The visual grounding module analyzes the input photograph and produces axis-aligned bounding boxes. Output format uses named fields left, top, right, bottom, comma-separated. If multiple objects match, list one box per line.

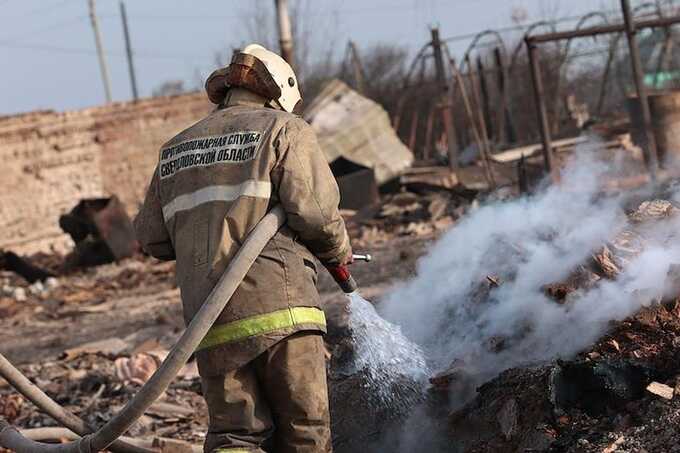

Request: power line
left=4, top=0, right=72, bottom=19
left=97, top=12, right=236, bottom=21
left=95, top=3, right=446, bottom=22
left=0, top=41, right=212, bottom=61
left=0, top=15, right=88, bottom=43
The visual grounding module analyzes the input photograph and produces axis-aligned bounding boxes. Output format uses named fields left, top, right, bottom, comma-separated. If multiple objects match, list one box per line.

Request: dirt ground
left=446, top=301, right=680, bottom=453
left=0, top=234, right=431, bottom=363
left=4, top=159, right=680, bottom=452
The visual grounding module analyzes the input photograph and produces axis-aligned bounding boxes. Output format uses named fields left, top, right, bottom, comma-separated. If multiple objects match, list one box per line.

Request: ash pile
left=433, top=197, right=680, bottom=452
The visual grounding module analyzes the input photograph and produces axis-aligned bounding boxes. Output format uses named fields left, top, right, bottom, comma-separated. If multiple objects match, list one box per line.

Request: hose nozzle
left=326, top=264, right=358, bottom=294
left=352, top=253, right=372, bottom=262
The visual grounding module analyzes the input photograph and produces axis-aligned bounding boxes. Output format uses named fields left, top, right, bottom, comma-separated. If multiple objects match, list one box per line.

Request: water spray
left=326, top=251, right=430, bottom=415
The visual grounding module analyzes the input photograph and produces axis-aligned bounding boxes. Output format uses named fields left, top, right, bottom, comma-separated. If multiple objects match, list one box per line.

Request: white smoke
left=379, top=139, right=680, bottom=404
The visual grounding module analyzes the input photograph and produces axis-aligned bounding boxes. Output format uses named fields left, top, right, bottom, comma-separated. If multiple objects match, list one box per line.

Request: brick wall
left=0, top=93, right=211, bottom=254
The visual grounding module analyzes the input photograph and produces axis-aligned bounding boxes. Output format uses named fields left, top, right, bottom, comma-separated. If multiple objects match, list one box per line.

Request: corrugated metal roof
left=304, top=79, right=413, bottom=184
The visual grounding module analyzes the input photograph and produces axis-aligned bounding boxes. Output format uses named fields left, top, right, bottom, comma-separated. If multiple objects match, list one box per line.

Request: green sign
left=644, top=71, right=680, bottom=89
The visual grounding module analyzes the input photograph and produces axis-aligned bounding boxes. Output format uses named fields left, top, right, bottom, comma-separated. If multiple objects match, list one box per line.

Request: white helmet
left=205, top=44, right=302, bottom=112
left=241, top=44, right=301, bottom=113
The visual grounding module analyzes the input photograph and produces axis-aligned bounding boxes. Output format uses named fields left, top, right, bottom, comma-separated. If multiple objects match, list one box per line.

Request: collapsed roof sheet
left=304, top=79, right=413, bottom=184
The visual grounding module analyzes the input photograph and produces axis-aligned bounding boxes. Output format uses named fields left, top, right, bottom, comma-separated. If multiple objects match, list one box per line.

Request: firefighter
left=133, top=44, right=351, bottom=453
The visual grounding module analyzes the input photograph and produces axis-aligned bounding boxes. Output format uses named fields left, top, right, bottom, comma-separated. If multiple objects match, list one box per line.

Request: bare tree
left=234, top=0, right=340, bottom=83
left=152, top=80, right=188, bottom=97
left=240, top=0, right=276, bottom=51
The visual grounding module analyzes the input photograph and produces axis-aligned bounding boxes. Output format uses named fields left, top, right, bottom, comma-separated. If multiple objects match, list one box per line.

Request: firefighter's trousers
left=200, top=332, right=332, bottom=453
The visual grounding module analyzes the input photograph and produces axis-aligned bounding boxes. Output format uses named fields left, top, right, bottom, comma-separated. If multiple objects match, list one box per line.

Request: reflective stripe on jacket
left=196, top=306, right=326, bottom=351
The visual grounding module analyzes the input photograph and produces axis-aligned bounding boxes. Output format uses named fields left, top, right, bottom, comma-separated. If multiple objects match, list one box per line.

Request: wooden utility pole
left=274, top=0, right=295, bottom=67
left=119, top=1, right=138, bottom=101
left=349, top=41, right=366, bottom=94
left=430, top=27, right=458, bottom=170
left=88, top=0, right=112, bottom=103
left=621, top=0, right=659, bottom=179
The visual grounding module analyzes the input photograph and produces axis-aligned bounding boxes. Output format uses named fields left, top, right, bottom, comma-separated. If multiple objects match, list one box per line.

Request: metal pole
left=493, top=47, right=516, bottom=145
left=431, top=27, right=459, bottom=170
left=450, top=57, right=496, bottom=188
left=530, top=14, right=680, bottom=43
left=597, top=34, right=622, bottom=116
left=408, top=108, right=420, bottom=152
left=466, top=53, right=497, bottom=187
left=393, top=97, right=406, bottom=130
left=424, top=105, right=436, bottom=160
left=517, top=154, right=529, bottom=194
left=274, top=0, right=295, bottom=67
left=88, top=0, right=112, bottom=103
left=525, top=38, right=555, bottom=179
left=476, top=56, right=494, bottom=140
left=464, top=54, right=481, bottom=127
left=621, top=0, right=658, bottom=178
left=119, top=1, right=138, bottom=101
left=349, top=41, right=366, bottom=94
left=467, top=55, right=492, bottom=153
left=653, top=28, right=673, bottom=88
left=493, top=48, right=507, bottom=144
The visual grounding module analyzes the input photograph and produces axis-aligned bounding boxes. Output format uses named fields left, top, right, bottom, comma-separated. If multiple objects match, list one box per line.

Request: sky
left=0, top=0, right=630, bottom=115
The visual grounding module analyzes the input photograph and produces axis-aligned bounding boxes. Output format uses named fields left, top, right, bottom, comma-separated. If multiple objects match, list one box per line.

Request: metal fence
left=393, top=0, right=680, bottom=175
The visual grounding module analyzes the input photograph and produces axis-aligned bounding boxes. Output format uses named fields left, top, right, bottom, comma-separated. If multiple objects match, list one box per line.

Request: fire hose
left=0, top=206, right=288, bottom=452
left=0, top=206, right=366, bottom=452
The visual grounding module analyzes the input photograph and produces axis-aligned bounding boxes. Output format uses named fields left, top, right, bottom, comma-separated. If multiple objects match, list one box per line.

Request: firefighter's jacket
left=134, top=88, right=351, bottom=374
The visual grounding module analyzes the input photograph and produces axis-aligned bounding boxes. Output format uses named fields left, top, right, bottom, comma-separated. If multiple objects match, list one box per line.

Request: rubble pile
left=347, top=187, right=478, bottom=247
left=443, top=199, right=680, bottom=452
left=446, top=297, right=680, bottom=453
left=0, top=229, right=431, bottom=451
left=0, top=353, right=205, bottom=446
left=0, top=253, right=176, bottom=331
left=4, top=183, right=680, bottom=451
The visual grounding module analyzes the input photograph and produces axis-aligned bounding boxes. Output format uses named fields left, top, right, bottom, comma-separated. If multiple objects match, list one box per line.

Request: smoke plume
left=380, top=139, right=680, bottom=405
